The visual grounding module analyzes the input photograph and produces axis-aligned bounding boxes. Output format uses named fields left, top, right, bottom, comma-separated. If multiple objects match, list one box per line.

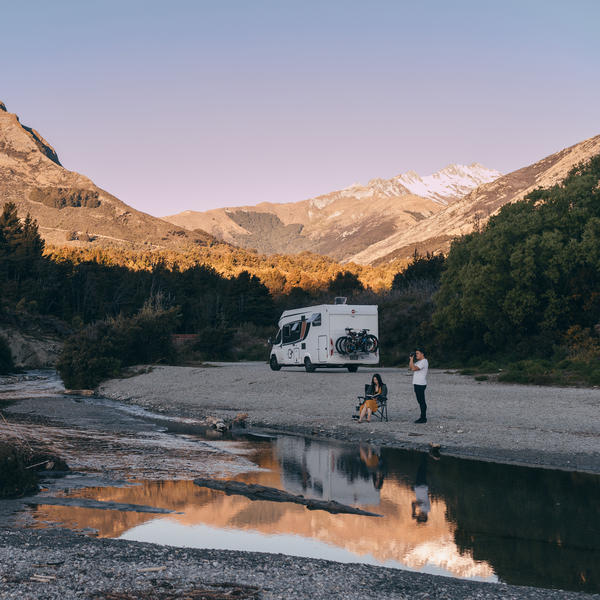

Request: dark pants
left=414, top=384, right=427, bottom=418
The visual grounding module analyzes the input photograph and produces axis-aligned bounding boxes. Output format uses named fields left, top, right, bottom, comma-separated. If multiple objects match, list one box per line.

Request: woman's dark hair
left=372, top=373, right=383, bottom=387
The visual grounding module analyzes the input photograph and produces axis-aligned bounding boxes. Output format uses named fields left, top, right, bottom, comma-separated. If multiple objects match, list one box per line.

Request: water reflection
left=29, top=434, right=600, bottom=593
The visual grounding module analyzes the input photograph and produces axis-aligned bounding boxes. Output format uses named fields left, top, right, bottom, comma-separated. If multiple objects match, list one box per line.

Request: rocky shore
left=1, top=527, right=597, bottom=600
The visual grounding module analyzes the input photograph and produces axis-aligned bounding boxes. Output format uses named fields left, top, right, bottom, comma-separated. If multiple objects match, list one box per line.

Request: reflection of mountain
left=35, top=477, right=493, bottom=578
left=33, top=440, right=493, bottom=580
left=31, top=440, right=600, bottom=592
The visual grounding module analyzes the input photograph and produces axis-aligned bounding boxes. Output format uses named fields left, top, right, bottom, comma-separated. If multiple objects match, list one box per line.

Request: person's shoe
left=414, top=417, right=427, bottom=424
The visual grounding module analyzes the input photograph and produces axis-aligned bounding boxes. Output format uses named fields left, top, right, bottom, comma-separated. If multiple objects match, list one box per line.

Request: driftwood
left=193, top=478, right=382, bottom=517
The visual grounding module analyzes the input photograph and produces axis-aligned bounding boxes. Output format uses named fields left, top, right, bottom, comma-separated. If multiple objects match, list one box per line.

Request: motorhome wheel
left=304, top=357, right=316, bottom=373
left=269, top=355, right=281, bottom=371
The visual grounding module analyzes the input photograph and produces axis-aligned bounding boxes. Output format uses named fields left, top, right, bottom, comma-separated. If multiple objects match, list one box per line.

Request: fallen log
left=193, top=478, right=382, bottom=517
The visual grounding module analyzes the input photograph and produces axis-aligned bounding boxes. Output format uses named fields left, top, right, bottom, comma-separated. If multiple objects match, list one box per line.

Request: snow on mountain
left=319, top=163, right=501, bottom=208
left=393, top=163, right=502, bottom=205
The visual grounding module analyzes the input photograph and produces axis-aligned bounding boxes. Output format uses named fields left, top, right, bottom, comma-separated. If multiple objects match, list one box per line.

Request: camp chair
left=355, top=383, right=388, bottom=422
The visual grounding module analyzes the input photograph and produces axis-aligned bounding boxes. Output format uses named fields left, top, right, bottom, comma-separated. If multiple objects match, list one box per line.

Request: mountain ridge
left=350, top=134, right=600, bottom=265
left=164, top=163, right=500, bottom=261
left=0, top=102, right=214, bottom=250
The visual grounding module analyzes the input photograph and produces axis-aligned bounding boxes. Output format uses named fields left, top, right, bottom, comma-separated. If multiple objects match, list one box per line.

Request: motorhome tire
left=304, top=357, right=316, bottom=373
left=269, top=355, right=281, bottom=371
left=347, top=365, right=358, bottom=373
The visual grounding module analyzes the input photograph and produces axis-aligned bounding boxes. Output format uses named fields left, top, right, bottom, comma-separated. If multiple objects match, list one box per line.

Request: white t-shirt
left=414, top=484, right=431, bottom=514
left=413, top=358, right=428, bottom=385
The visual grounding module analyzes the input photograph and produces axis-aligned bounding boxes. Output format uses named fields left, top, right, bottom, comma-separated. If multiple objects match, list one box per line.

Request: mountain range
left=165, top=136, right=600, bottom=264
left=1, top=100, right=599, bottom=266
left=163, top=164, right=501, bottom=262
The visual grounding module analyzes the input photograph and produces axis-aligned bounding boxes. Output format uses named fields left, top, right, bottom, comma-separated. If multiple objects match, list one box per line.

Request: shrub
left=0, top=334, right=14, bottom=374
left=57, top=301, right=179, bottom=389
left=0, top=442, right=38, bottom=498
left=30, top=187, right=101, bottom=209
left=192, top=327, right=234, bottom=361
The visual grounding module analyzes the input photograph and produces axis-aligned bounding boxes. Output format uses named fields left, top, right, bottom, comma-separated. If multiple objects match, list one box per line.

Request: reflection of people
left=357, top=374, right=384, bottom=423
left=409, top=348, right=429, bottom=424
left=359, top=443, right=386, bottom=490
left=411, top=455, right=430, bottom=523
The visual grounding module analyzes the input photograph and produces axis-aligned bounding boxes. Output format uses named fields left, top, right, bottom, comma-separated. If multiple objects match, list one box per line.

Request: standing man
left=409, top=348, right=428, bottom=424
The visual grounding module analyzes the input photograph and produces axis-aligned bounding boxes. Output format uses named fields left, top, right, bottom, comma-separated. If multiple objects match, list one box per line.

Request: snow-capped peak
left=307, top=163, right=501, bottom=210
left=393, top=163, right=502, bottom=205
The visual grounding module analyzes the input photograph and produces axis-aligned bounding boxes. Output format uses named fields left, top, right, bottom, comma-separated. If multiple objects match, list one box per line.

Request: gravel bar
left=99, top=362, right=600, bottom=474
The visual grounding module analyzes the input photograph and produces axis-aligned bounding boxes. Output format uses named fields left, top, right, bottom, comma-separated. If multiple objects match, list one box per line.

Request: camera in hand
left=410, top=351, right=416, bottom=359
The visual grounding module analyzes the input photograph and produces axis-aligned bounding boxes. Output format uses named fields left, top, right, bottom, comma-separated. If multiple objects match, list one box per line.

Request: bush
left=231, top=323, right=271, bottom=361
left=30, top=187, right=101, bottom=209
left=192, top=327, right=234, bottom=361
left=57, top=301, right=179, bottom=389
left=0, top=334, right=14, bottom=374
left=0, top=442, right=38, bottom=498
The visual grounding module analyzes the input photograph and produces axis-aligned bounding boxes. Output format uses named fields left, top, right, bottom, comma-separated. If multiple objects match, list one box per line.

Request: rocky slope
left=163, top=164, right=500, bottom=262
left=0, top=101, right=213, bottom=250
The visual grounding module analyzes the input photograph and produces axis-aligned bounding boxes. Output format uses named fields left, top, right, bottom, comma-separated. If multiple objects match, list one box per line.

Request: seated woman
left=357, top=373, right=385, bottom=423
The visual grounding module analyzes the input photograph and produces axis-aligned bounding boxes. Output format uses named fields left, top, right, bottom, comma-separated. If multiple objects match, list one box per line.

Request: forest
left=1, top=154, right=600, bottom=386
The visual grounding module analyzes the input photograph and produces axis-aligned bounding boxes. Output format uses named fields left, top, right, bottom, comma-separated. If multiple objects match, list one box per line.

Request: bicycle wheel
left=366, top=334, right=379, bottom=352
left=335, top=336, right=347, bottom=355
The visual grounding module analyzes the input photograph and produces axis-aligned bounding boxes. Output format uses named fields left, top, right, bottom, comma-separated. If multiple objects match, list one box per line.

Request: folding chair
left=355, top=383, right=388, bottom=422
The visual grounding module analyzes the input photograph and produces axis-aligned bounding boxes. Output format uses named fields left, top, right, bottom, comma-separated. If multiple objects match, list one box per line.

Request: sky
left=2, top=0, right=599, bottom=217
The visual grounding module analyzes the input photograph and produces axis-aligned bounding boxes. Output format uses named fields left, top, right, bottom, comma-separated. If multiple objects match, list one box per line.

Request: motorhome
left=269, top=302, right=379, bottom=372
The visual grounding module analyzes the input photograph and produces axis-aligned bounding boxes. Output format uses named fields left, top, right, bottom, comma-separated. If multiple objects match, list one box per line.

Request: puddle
left=5, top=371, right=600, bottom=593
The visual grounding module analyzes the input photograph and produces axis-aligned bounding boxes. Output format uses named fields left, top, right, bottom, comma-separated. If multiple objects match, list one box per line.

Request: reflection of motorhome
left=275, top=437, right=381, bottom=507
left=269, top=303, right=379, bottom=372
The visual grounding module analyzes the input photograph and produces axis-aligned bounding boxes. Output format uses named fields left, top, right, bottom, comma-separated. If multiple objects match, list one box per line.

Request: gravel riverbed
left=99, top=362, right=600, bottom=474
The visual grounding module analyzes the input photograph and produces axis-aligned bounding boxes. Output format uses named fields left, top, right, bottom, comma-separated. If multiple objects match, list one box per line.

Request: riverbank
left=99, top=362, right=600, bottom=474
left=2, top=367, right=599, bottom=600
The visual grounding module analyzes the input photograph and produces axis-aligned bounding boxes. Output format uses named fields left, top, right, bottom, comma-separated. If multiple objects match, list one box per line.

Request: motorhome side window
left=308, top=313, right=321, bottom=326
left=282, top=321, right=302, bottom=344
left=273, top=329, right=281, bottom=344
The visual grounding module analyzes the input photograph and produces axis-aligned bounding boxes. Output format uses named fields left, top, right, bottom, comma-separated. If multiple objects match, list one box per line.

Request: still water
left=29, top=427, right=600, bottom=593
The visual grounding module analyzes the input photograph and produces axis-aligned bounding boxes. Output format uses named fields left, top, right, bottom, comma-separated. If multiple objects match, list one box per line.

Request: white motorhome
left=269, top=302, right=379, bottom=372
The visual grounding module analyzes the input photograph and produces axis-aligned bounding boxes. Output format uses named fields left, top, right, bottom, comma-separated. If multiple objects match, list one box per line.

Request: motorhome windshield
left=282, top=319, right=313, bottom=344
left=308, top=313, right=321, bottom=325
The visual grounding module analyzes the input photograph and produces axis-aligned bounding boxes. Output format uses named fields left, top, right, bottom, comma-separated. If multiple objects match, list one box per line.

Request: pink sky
left=2, top=1, right=599, bottom=216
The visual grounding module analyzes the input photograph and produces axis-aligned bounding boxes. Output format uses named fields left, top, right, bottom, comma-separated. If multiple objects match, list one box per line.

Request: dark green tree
left=433, top=154, right=600, bottom=359
left=328, top=270, right=364, bottom=297
left=392, top=252, right=446, bottom=290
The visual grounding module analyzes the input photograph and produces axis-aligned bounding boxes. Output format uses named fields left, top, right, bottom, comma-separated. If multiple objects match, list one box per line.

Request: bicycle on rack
left=335, top=328, right=379, bottom=355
